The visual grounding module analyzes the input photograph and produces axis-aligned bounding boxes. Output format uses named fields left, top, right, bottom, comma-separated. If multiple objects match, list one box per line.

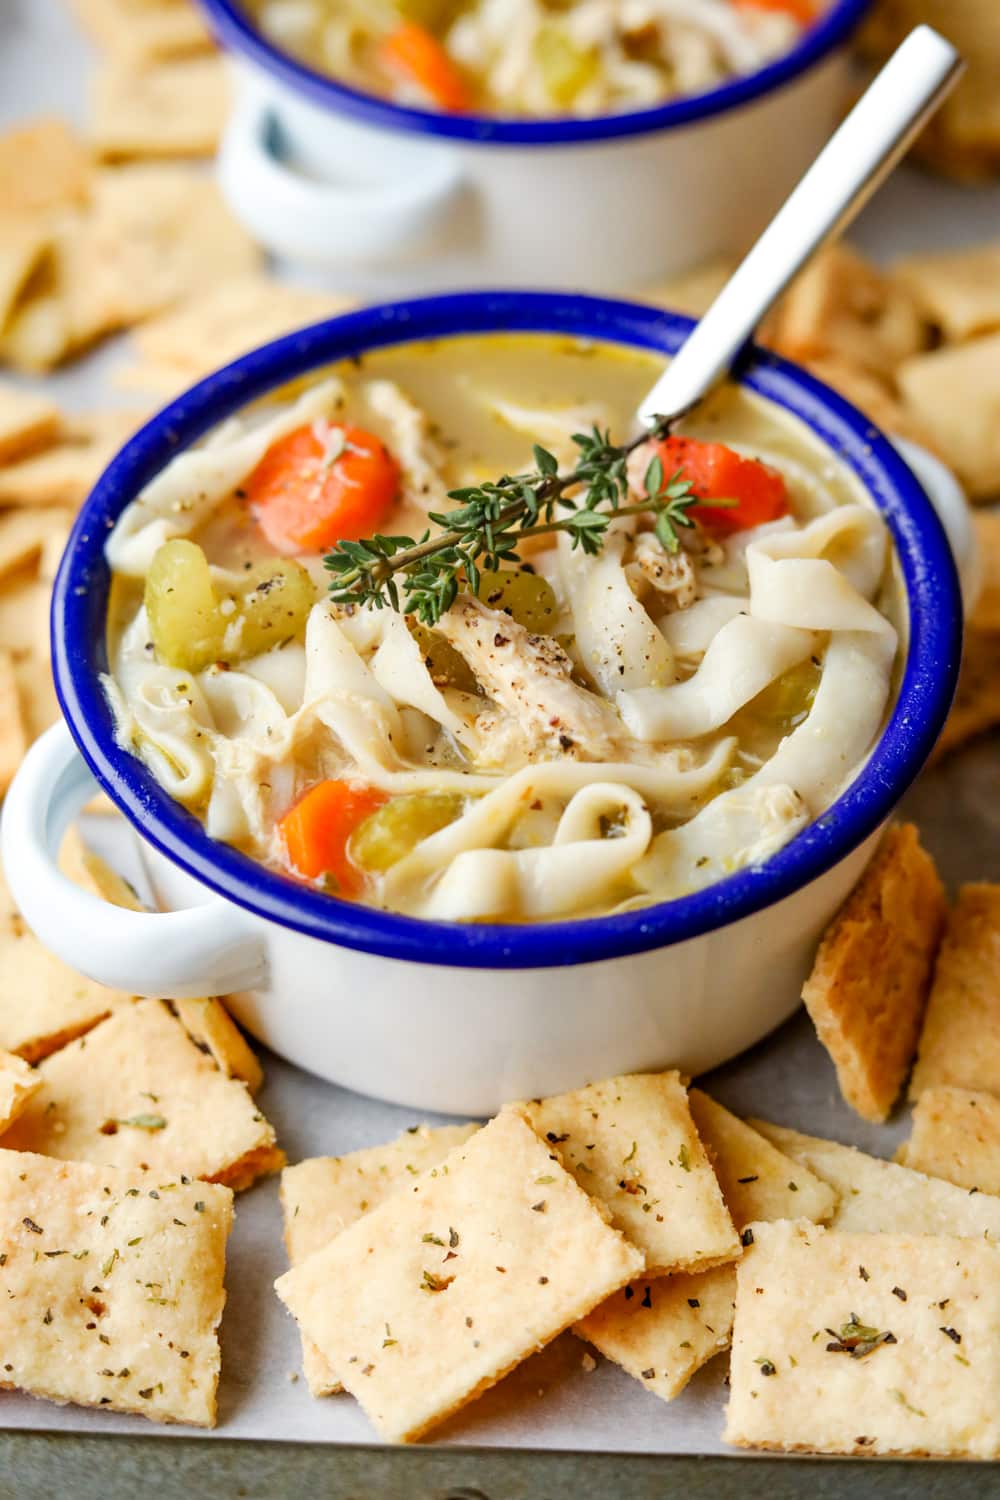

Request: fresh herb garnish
left=324, top=427, right=729, bottom=625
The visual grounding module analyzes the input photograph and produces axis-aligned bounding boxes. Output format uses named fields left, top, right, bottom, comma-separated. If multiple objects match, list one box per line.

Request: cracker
left=13, top=653, right=61, bottom=745
left=771, top=244, right=926, bottom=378
left=0, top=649, right=28, bottom=796
left=726, top=1219, right=1000, bottom=1457
left=0, top=410, right=142, bottom=507
left=802, top=356, right=931, bottom=446
left=68, top=0, right=214, bottom=63
left=89, top=57, right=228, bottom=160
left=801, top=824, right=946, bottom=1122
left=0, top=119, right=91, bottom=221
left=894, top=244, right=1000, bottom=343
left=909, top=883, right=1000, bottom=1099
left=971, top=511, right=1000, bottom=634
left=0, top=221, right=52, bottom=334
left=0, top=564, right=49, bottom=658
left=1, top=999, right=283, bottom=1190
left=275, top=1109, right=644, bottom=1443
left=0, top=1048, right=41, bottom=1133
left=577, top=1095, right=836, bottom=1402
left=0, top=857, right=129, bottom=1061
left=640, top=259, right=735, bottom=319
left=522, top=1072, right=739, bottom=1275
left=897, top=334, right=1000, bottom=502
left=749, top=1121, right=1000, bottom=1242
left=281, top=1123, right=479, bottom=1395
left=0, top=387, right=60, bottom=467
left=0, top=1148, right=232, bottom=1426
left=933, top=630, right=1000, bottom=759
left=127, top=275, right=354, bottom=386
left=896, top=1086, right=1000, bottom=1196
left=0, top=507, right=74, bottom=580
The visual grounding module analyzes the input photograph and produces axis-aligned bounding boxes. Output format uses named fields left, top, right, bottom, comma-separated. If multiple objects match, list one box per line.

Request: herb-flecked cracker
left=0, top=1048, right=40, bottom=1132
left=576, top=1095, right=836, bottom=1403
left=1, top=999, right=283, bottom=1190
left=522, top=1072, right=739, bottom=1275
left=909, top=883, right=1000, bottom=1099
left=725, top=1220, right=1000, bottom=1458
left=0, top=1148, right=232, bottom=1426
left=275, top=1109, right=644, bottom=1442
left=750, top=1121, right=1000, bottom=1242
left=801, top=823, right=946, bottom=1121
left=281, top=1123, right=479, bottom=1396
left=896, top=1086, right=1000, bottom=1196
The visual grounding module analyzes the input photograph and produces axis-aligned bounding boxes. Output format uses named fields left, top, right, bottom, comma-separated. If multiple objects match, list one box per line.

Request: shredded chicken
left=362, top=380, right=450, bottom=512
left=436, top=595, right=625, bottom=761
left=629, top=531, right=697, bottom=612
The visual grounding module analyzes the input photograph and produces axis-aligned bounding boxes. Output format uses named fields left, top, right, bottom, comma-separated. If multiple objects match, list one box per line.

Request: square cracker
left=801, top=823, right=946, bottom=1122
left=0, top=385, right=59, bottom=465
left=88, top=57, right=228, bottom=160
left=275, top=1109, right=644, bottom=1443
left=909, top=883, right=1000, bottom=1099
left=0, top=999, right=283, bottom=1191
left=897, top=334, right=1000, bottom=502
left=0, top=649, right=28, bottom=797
left=896, top=1086, right=1000, bottom=1197
left=750, top=1121, right=1000, bottom=1243
left=0, top=1049, right=41, bottom=1133
left=522, top=1073, right=739, bottom=1276
left=281, top=1123, right=479, bottom=1396
left=0, top=410, right=143, bottom=507
left=894, top=244, right=1000, bottom=343
left=0, top=859, right=129, bottom=1062
left=68, top=0, right=214, bottom=63
left=576, top=1096, right=835, bottom=1403
left=0, top=119, right=91, bottom=221
left=725, top=1220, right=1000, bottom=1458
left=0, top=1148, right=232, bottom=1427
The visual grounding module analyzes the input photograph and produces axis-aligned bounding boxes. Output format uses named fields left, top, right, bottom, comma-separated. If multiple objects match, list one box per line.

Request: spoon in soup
left=636, top=24, right=963, bottom=433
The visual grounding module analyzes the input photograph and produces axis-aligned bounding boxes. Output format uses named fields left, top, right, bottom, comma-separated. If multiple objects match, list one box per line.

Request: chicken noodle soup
left=103, top=334, right=901, bottom=923
left=248, top=0, right=826, bottom=119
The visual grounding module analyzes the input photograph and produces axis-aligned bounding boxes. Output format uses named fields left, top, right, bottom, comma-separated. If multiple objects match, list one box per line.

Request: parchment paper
left=3, top=0, right=999, bottom=1453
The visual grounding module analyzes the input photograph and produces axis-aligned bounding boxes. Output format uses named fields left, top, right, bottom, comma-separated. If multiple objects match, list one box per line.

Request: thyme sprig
left=324, top=419, right=726, bottom=626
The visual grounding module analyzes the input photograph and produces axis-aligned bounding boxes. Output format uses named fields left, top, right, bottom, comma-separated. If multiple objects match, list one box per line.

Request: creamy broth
left=246, top=0, right=824, bottom=119
left=104, top=333, right=901, bottom=923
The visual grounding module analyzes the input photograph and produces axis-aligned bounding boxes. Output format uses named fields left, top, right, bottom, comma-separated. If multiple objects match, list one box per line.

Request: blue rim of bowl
left=52, top=291, right=962, bottom=970
left=197, top=0, right=872, bottom=146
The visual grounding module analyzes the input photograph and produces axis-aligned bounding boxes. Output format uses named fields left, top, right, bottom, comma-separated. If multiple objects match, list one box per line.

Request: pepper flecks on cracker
left=522, top=1072, right=739, bottom=1276
left=725, top=1220, right=1000, bottom=1459
left=0, top=999, right=283, bottom=1190
left=750, top=1121, right=1000, bottom=1242
left=577, top=1096, right=834, bottom=1404
left=281, top=1124, right=479, bottom=1397
left=896, top=1086, right=1000, bottom=1196
left=909, top=883, right=1000, bottom=1100
left=800, top=823, right=946, bottom=1122
left=275, top=1109, right=644, bottom=1443
left=0, top=1149, right=232, bottom=1427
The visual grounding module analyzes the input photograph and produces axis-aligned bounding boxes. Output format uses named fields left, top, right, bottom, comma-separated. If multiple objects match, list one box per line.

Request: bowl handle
left=2, top=722, right=268, bottom=999
left=894, top=438, right=981, bottom=618
left=216, top=84, right=464, bottom=267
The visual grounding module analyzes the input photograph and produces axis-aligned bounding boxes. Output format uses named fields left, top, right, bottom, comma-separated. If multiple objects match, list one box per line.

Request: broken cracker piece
left=726, top=1220, right=1000, bottom=1458
left=0, top=1148, right=232, bottom=1426
left=909, top=883, right=1000, bottom=1100
left=897, top=334, right=1000, bottom=502
left=801, top=823, right=946, bottom=1122
left=577, top=1096, right=835, bottom=1404
left=0, top=1049, right=40, bottom=1133
left=282, top=1123, right=479, bottom=1396
left=89, top=56, right=228, bottom=160
left=1, top=999, right=283, bottom=1190
left=522, top=1072, right=739, bottom=1276
left=750, top=1121, right=1000, bottom=1242
left=896, top=1085, right=1000, bottom=1196
left=894, top=243, right=1000, bottom=343
left=275, top=1108, right=643, bottom=1443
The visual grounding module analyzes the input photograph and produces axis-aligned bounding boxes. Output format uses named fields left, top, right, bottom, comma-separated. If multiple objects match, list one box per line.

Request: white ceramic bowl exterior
left=216, top=51, right=853, bottom=295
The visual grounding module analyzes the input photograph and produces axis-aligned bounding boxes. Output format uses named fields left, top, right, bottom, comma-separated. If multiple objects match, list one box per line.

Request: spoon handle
left=637, top=24, right=964, bottom=429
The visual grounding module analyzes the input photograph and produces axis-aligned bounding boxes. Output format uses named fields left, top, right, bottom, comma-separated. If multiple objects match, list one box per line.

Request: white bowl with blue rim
left=199, top=0, right=873, bottom=295
left=2, top=292, right=966, bottom=1114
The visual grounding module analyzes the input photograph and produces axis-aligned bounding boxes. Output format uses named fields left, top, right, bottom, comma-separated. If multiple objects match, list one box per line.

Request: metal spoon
left=636, top=24, right=963, bottom=431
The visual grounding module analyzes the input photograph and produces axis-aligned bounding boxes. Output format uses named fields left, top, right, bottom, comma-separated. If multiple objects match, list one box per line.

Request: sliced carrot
left=246, top=423, right=400, bottom=555
left=647, top=436, right=790, bottom=535
left=379, top=22, right=472, bottom=113
left=279, top=780, right=389, bottom=894
left=732, top=0, right=816, bottom=25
